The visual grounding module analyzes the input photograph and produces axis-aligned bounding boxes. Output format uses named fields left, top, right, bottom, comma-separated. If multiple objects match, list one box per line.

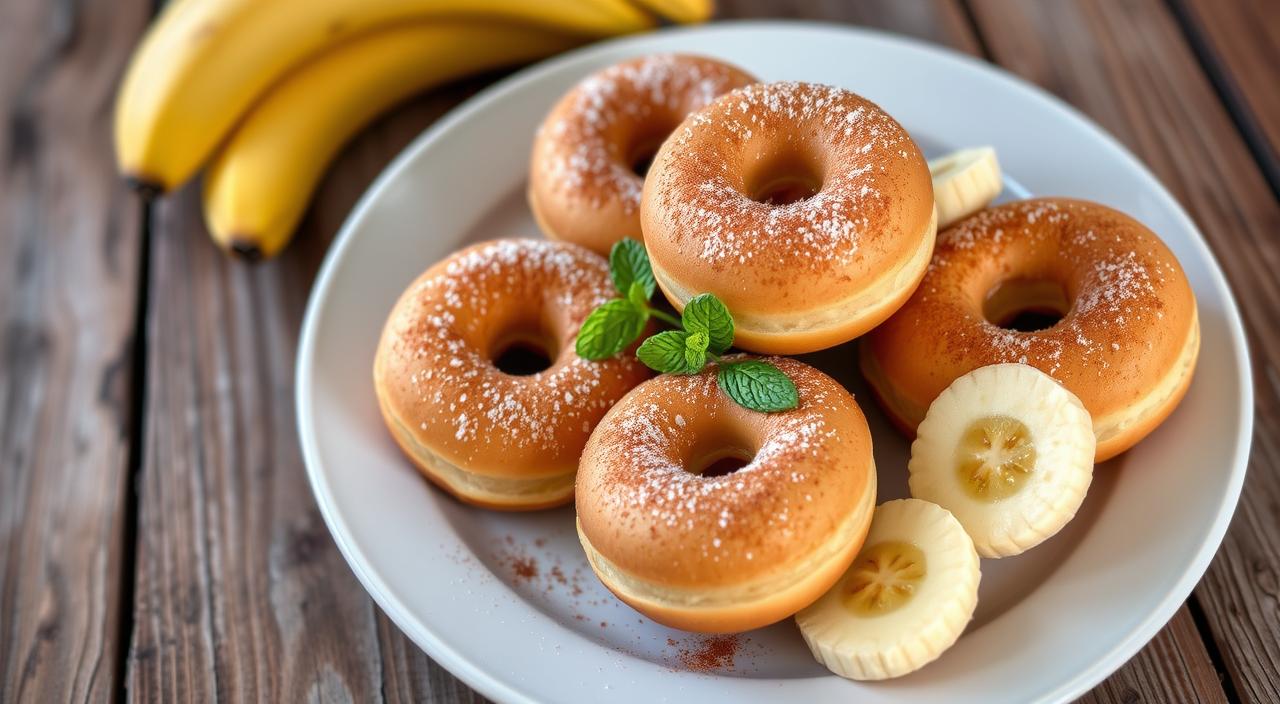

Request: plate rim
left=295, top=19, right=1254, bottom=704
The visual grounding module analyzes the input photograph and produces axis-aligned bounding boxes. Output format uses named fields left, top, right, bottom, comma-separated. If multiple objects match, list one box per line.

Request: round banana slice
left=796, top=498, right=980, bottom=681
left=909, top=363, right=1095, bottom=558
left=928, top=146, right=1002, bottom=228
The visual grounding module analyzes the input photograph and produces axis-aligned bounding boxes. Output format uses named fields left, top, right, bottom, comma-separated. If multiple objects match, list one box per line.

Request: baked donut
left=862, top=198, right=1199, bottom=461
left=529, top=54, right=756, bottom=255
left=374, top=239, right=649, bottom=510
left=641, top=81, right=936, bottom=355
left=576, top=357, right=876, bottom=633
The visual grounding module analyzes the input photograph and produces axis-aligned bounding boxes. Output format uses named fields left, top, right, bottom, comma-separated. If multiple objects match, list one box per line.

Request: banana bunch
left=115, top=0, right=713, bottom=259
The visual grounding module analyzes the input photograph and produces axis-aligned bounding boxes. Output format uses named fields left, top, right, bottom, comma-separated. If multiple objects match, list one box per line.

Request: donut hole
left=984, top=278, right=1071, bottom=332
left=627, top=134, right=666, bottom=177
left=745, top=149, right=823, bottom=206
left=686, top=424, right=758, bottom=478
left=490, top=328, right=558, bottom=376
left=625, top=122, right=679, bottom=178
left=694, top=449, right=755, bottom=477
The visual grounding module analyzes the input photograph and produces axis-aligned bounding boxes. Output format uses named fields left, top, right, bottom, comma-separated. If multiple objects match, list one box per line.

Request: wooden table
left=2, top=0, right=1277, bottom=701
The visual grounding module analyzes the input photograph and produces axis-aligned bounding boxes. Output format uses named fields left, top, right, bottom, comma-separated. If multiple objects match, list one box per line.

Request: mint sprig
left=636, top=330, right=694, bottom=373
left=717, top=360, right=798, bottom=412
left=610, top=238, right=656, bottom=299
left=576, top=238, right=798, bottom=413
left=575, top=299, right=647, bottom=360
left=682, top=293, right=733, bottom=354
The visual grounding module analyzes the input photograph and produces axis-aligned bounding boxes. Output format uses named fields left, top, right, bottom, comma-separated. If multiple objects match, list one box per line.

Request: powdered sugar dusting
left=580, top=357, right=866, bottom=573
left=537, top=54, right=753, bottom=213
left=654, top=81, right=921, bottom=273
left=910, top=199, right=1182, bottom=380
left=381, top=240, right=647, bottom=461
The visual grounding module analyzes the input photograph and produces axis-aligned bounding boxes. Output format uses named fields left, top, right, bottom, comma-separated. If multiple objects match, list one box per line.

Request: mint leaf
left=609, top=238, right=655, bottom=299
left=637, top=330, right=691, bottom=373
left=684, top=331, right=709, bottom=371
left=575, top=300, right=646, bottom=360
left=717, top=361, right=798, bottom=412
left=682, top=293, right=734, bottom=353
left=626, top=281, right=649, bottom=310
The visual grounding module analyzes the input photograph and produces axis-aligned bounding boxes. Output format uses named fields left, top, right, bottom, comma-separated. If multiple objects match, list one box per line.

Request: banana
left=202, top=22, right=581, bottom=259
left=908, top=364, right=1095, bottom=558
left=628, top=0, right=715, bottom=24
left=114, top=0, right=654, bottom=194
left=928, top=146, right=1002, bottom=229
left=796, top=498, right=980, bottom=681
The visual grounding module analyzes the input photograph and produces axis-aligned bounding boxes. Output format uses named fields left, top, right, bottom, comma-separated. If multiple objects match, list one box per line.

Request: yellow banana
left=115, top=0, right=653, bottom=195
left=203, top=22, right=581, bottom=259
left=628, top=0, right=715, bottom=24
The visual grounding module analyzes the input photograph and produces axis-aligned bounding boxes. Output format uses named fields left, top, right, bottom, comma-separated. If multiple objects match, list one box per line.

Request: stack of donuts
left=373, top=54, right=1199, bottom=681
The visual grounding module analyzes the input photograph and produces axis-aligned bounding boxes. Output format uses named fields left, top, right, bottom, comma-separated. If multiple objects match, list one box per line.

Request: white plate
left=297, top=22, right=1252, bottom=704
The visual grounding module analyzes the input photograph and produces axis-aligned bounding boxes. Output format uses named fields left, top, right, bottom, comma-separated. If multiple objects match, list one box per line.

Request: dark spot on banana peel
left=229, top=239, right=264, bottom=262
left=125, top=175, right=165, bottom=201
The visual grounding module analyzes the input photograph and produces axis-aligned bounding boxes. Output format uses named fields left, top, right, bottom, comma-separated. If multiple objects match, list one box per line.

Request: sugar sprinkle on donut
left=540, top=54, right=755, bottom=213
left=595, top=359, right=846, bottom=556
left=385, top=239, right=645, bottom=457
left=919, top=200, right=1172, bottom=376
left=656, top=82, right=916, bottom=272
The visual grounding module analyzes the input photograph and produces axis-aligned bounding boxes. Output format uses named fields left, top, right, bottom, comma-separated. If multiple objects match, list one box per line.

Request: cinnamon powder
left=672, top=635, right=740, bottom=672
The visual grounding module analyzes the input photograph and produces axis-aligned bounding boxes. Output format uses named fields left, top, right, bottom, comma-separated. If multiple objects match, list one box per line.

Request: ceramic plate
left=296, top=22, right=1252, bottom=704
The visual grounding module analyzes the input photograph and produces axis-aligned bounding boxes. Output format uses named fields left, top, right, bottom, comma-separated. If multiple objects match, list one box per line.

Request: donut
left=862, top=198, right=1199, bottom=461
left=374, top=239, right=650, bottom=510
left=529, top=54, right=756, bottom=255
left=576, top=357, right=876, bottom=632
left=641, top=81, right=937, bottom=355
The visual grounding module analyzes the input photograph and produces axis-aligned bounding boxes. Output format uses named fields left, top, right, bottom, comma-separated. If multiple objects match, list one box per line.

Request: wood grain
left=126, top=186, right=383, bottom=701
left=0, top=0, right=149, bottom=700
left=1078, top=605, right=1227, bottom=704
left=967, top=2, right=1280, bottom=701
left=1172, top=0, right=1280, bottom=192
left=719, top=0, right=982, bottom=53
left=124, top=77, right=500, bottom=702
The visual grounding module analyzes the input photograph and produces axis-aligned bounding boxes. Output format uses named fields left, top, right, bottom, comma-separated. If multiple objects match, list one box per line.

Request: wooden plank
left=0, top=0, right=150, bottom=701
left=1077, top=606, right=1226, bottom=704
left=126, top=159, right=388, bottom=702
left=375, top=617, right=487, bottom=704
left=1172, top=0, right=1280, bottom=192
left=719, top=0, right=983, bottom=53
left=124, top=75, right=498, bottom=701
left=966, top=2, right=1280, bottom=701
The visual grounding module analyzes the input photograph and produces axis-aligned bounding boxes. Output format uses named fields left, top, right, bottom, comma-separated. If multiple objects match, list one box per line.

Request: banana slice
left=796, top=498, right=980, bottom=681
left=909, top=363, right=1095, bottom=558
left=928, top=146, right=1002, bottom=228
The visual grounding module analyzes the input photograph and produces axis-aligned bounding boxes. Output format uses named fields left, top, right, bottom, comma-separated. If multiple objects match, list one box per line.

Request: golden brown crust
left=863, top=198, right=1200, bottom=461
left=641, top=81, right=935, bottom=354
left=374, top=239, right=650, bottom=509
left=529, top=54, right=756, bottom=255
left=575, top=357, right=876, bottom=631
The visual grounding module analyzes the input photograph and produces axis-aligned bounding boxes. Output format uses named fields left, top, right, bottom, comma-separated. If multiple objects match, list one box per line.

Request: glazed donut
left=576, top=357, right=876, bottom=633
left=374, top=239, right=649, bottom=510
left=862, top=198, right=1199, bottom=461
left=529, top=54, right=756, bottom=255
left=641, top=81, right=936, bottom=355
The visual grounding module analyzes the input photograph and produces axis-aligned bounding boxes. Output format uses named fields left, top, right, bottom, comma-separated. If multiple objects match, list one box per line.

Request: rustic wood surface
left=0, top=0, right=1276, bottom=702
left=1172, top=0, right=1280, bottom=193
left=0, top=0, right=149, bottom=701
